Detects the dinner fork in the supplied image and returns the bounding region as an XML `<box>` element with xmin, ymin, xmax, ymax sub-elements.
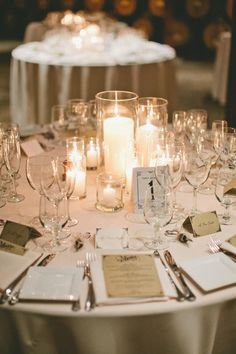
<box><xmin>84</xmin><ymin>252</ymin><xmax>97</xmax><ymax>312</ymax></box>
<box><xmin>71</xmin><ymin>260</ymin><xmax>84</xmax><ymax>311</ymax></box>
<box><xmin>208</xmin><ymin>237</ymin><xmax>236</xmax><ymax>262</ymax></box>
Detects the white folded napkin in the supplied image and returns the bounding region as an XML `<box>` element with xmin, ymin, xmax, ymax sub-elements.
<box><xmin>90</xmin><ymin>252</ymin><xmax>176</xmax><ymax>306</ymax></box>
<box><xmin>221</xmin><ymin>241</ymin><xmax>236</xmax><ymax>255</ymax></box>
<box><xmin>0</xmin><ymin>250</ymin><xmax>42</xmax><ymax>291</ymax></box>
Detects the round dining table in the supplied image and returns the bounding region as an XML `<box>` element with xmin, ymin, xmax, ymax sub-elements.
<box><xmin>10</xmin><ymin>24</ymin><xmax>176</xmax><ymax>128</ymax></box>
<box><xmin>0</xmin><ymin>148</ymin><xmax>236</xmax><ymax>354</ymax></box>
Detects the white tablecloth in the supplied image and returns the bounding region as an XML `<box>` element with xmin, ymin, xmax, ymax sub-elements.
<box><xmin>0</xmin><ymin>153</ymin><xmax>236</xmax><ymax>354</ymax></box>
<box><xmin>10</xmin><ymin>38</ymin><xmax>176</xmax><ymax>127</ymax></box>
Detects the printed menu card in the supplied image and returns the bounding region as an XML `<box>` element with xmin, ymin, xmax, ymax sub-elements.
<box><xmin>102</xmin><ymin>254</ymin><xmax>164</xmax><ymax>298</ymax></box>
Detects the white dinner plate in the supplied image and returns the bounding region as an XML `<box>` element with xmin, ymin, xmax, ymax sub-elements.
<box><xmin>19</xmin><ymin>267</ymin><xmax>83</xmax><ymax>301</ymax></box>
<box><xmin>179</xmin><ymin>253</ymin><xmax>236</xmax><ymax>292</ymax></box>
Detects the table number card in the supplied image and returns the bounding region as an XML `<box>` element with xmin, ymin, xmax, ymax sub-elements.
<box><xmin>102</xmin><ymin>254</ymin><xmax>163</xmax><ymax>298</ymax></box>
<box><xmin>183</xmin><ymin>211</ymin><xmax>221</xmax><ymax>237</ymax></box>
<box><xmin>132</xmin><ymin>167</ymin><xmax>156</xmax><ymax>213</ymax></box>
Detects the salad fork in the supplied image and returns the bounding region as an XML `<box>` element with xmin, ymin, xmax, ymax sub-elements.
<box><xmin>72</xmin><ymin>260</ymin><xmax>85</xmax><ymax>311</ymax></box>
<box><xmin>208</xmin><ymin>237</ymin><xmax>236</xmax><ymax>262</ymax></box>
<box><xmin>84</xmin><ymin>252</ymin><xmax>97</xmax><ymax>312</ymax></box>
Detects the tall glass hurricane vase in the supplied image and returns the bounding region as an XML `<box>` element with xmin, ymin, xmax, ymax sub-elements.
<box><xmin>96</xmin><ymin>90</ymin><xmax>138</xmax><ymax>179</ymax></box>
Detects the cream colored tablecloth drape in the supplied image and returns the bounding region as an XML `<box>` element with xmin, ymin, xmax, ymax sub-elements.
<box><xmin>11</xmin><ymin>24</ymin><xmax>177</xmax><ymax>128</ymax></box>
<box><xmin>0</xmin><ymin>155</ymin><xmax>236</xmax><ymax>354</ymax></box>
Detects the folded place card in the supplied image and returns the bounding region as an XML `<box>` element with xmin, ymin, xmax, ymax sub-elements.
<box><xmin>0</xmin><ymin>239</ymin><xmax>25</xmax><ymax>256</ymax></box>
<box><xmin>223</xmin><ymin>177</ymin><xmax>236</xmax><ymax>195</ymax></box>
<box><xmin>0</xmin><ymin>221</ymin><xmax>42</xmax><ymax>254</ymax></box>
<box><xmin>102</xmin><ymin>254</ymin><xmax>164</xmax><ymax>298</ymax></box>
<box><xmin>183</xmin><ymin>211</ymin><xmax>221</xmax><ymax>237</ymax></box>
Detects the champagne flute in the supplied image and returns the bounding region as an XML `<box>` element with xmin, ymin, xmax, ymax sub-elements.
<box><xmin>3</xmin><ymin>130</ymin><xmax>24</xmax><ymax>203</ymax></box>
<box><xmin>39</xmin><ymin>194</ymin><xmax>69</xmax><ymax>252</ymax></box>
<box><xmin>26</xmin><ymin>154</ymin><xmax>53</xmax><ymax>226</ymax></box>
<box><xmin>143</xmin><ymin>180</ymin><xmax>173</xmax><ymax>250</ymax></box>
<box><xmin>66</xmin><ymin>99</ymin><xmax>88</xmax><ymax>136</ymax></box>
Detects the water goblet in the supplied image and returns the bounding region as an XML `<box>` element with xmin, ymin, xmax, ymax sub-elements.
<box><xmin>184</xmin><ymin>144</ymin><xmax>211</xmax><ymax>215</ymax></box>
<box><xmin>143</xmin><ymin>180</ymin><xmax>173</xmax><ymax>250</ymax></box>
<box><xmin>51</xmin><ymin>104</ymin><xmax>69</xmax><ymax>145</ymax></box>
<box><xmin>39</xmin><ymin>195</ymin><xmax>69</xmax><ymax>253</ymax></box>
<box><xmin>215</xmin><ymin>166</ymin><xmax>236</xmax><ymax>225</ymax></box>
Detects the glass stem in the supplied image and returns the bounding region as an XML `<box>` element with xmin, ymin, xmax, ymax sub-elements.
<box><xmin>11</xmin><ymin>174</ymin><xmax>17</xmax><ymax>196</ymax></box>
<box><xmin>153</xmin><ymin>223</ymin><xmax>162</xmax><ymax>244</ymax></box>
<box><xmin>193</xmin><ymin>187</ymin><xmax>198</xmax><ymax>213</ymax></box>
<box><xmin>223</xmin><ymin>204</ymin><xmax>230</xmax><ymax>223</ymax></box>
<box><xmin>67</xmin><ymin>197</ymin><xmax>72</xmax><ymax>221</ymax></box>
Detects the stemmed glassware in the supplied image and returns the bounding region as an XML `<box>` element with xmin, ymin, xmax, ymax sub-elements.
<box><xmin>51</xmin><ymin>104</ymin><xmax>69</xmax><ymax>145</ymax></box>
<box><xmin>215</xmin><ymin>166</ymin><xmax>236</xmax><ymax>225</ymax></box>
<box><xmin>143</xmin><ymin>180</ymin><xmax>173</xmax><ymax>250</ymax></box>
<box><xmin>40</xmin><ymin>153</ymin><xmax>75</xmax><ymax>242</ymax></box>
<box><xmin>185</xmin><ymin>109</ymin><xmax>208</xmax><ymax>144</ymax></box>
<box><xmin>184</xmin><ymin>143</ymin><xmax>212</xmax><ymax>215</ymax></box>
<box><xmin>172</xmin><ymin>110</ymin><xmax>187</xmax><ymax>142</ymax></box>
<box><xmin>39</xmin><ymin>195</ymin><xmax>69</xmax><ymax>252</ymax></box>
<box><xmin>26</xmin><ymin>154</ymin><xmax>53</xmax><ymax>226</ymax></box>
<box><xmin>66</xmin><ymin>99</ymin><xmax>88</xmax><ymax>136</ymax></box>
<box><xmin>3</xmin><ymin>128</ymin><xmax>24</xmax><ymax>203</ymax></box>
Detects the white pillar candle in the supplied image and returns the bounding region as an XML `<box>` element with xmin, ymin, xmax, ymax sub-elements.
<box><xmin>87</xmin><ymin>148</ymin><xmax>98</xmax><ymax>169</ymax></box>
<box><xmin>136</xmin><ymin>122</ymin><xmax>159</xmax><ymax>166</ymax></box>
<box><xmin>72</xmin><ymin>170</ymin><xmax>86</xmax><ymax>198</ymax></box>
<box><xmin>67</xmin><ymin>151</ymin><xmax>87</xmax><ymax>199</ymax></box>
<box><xmin>103</xmin><ymin>184</ymin><xmax>116</xmax><ymax>207</ymax></box>
<box><xmin>103</xmin><ymin>116</ymin><xmax>134</xmax><ymax>177</ymax></box>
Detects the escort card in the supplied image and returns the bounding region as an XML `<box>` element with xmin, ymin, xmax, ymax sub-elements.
<box><xmin>0</xmin><ymin>239</ymin><xmax>25</xmax><ymax>255</ymax></box>
<box><xmin>223</xmin><ymin>177</ymin><xmax>236</xmax><ymax>195</ymax></box>
<box><xmin>0</xmin><ymin>221</ymin><xmax>41</xmax><ymax>248</ymax></box>
<box><xmin>21</xmin><ymin>139</ymin><xmax>44</xmax><ymax>157</ymax></box>
<box><xmin>102</xmin><ymin>254</ymin><xmax>163</xmax><ymax>298</ymax></box>
<box><xmin>183</xmin><ymin>211</ymin><xmax>221</xmax><ymax>237</ymax></box>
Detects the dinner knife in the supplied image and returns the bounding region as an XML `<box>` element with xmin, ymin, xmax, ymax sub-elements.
<box><xmin>0</xmin><ymin>253</ymin><xmax>43</xmax><ymax>304</ymax></box>
<box><xmin>164</xmin><ymin>250</ymin><xmax>196</xmax><ymax>301</ymax></box>
<box><xmin>8</xmin><ymin>253</ymin><xmax>55</xmax><ymax>305</ymax></box>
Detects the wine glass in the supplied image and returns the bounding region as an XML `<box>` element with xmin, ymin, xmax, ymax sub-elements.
<box><xmin>143</xmin><ymin>180</ymin><xmax>173</xmax><ymax>250</ymax></box>
<box><xmin>66</xmin><ymin>99</ymin><xmax>88</xmax><ymax>136</ymax></box>
<box><xmin>215</xmin><ymin>166</ymin><xmax>236</xmax><ymax>225</ymax></box>
<box><xmin>172</xmin><ymin>110</ymin><xmax>187</xmax><ymax>142</ymax></box>
<box><xmin>39</xmin><ymin>194</ymin><xmax>69</xmax><ymax>252</ymax></box>
<box><xmin>185</xmin><ymin>109</ymin><xmax>208</xmax><ymax>144</ymax></box>
<box><xmin>40</xmin><ymin>154</ymin><xmax>75</xmax><ymax>237</ymax></box>
<box><xmin>3</xmin><ymin>129</ymin><xmax>24</xmax><ymax>203</ymax></box>
<box><xmin>51</xmin><ymin>104</ymin><xmax>68</xmax><ymax>145</ymax></box>
<box><xmin>26</xmin><ymin>154</ymin><xmax>53</xmax><ymax>226</ymax></box>
<box><xmin>184</xmin><ymin>143</ymin><xmax>211</xmax><ymax>215</ymax></box>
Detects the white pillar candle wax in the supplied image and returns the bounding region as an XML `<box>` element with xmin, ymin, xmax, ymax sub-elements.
<box><xmin>72</xmin><ymin>170</ymin><xmax>86</xmax><ymax>198</ymax></box>
<box><xmin>136</xmin><ymin>122</ymin><xmax>159</xmax><ymax>166</ymax></box>
<box><xmin>103</xmin><ymin>184</ymin><xmax>116</xmax><ymax>207</ymax></box>
<box><xmin>87</xmin><ymin>147</ymin><xmax>98</xmax><ymax>169</ymax></box>
<box><xmin>103</xmin><ymin>116</ymin><xmax>134</xmax><ymax>177</ymax></box>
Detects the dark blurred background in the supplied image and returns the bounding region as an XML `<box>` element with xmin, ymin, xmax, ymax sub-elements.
<box><xmin>0</xmin><ymin>0</ymin><xmax>232</xmax><ymax>60</ymax></box>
